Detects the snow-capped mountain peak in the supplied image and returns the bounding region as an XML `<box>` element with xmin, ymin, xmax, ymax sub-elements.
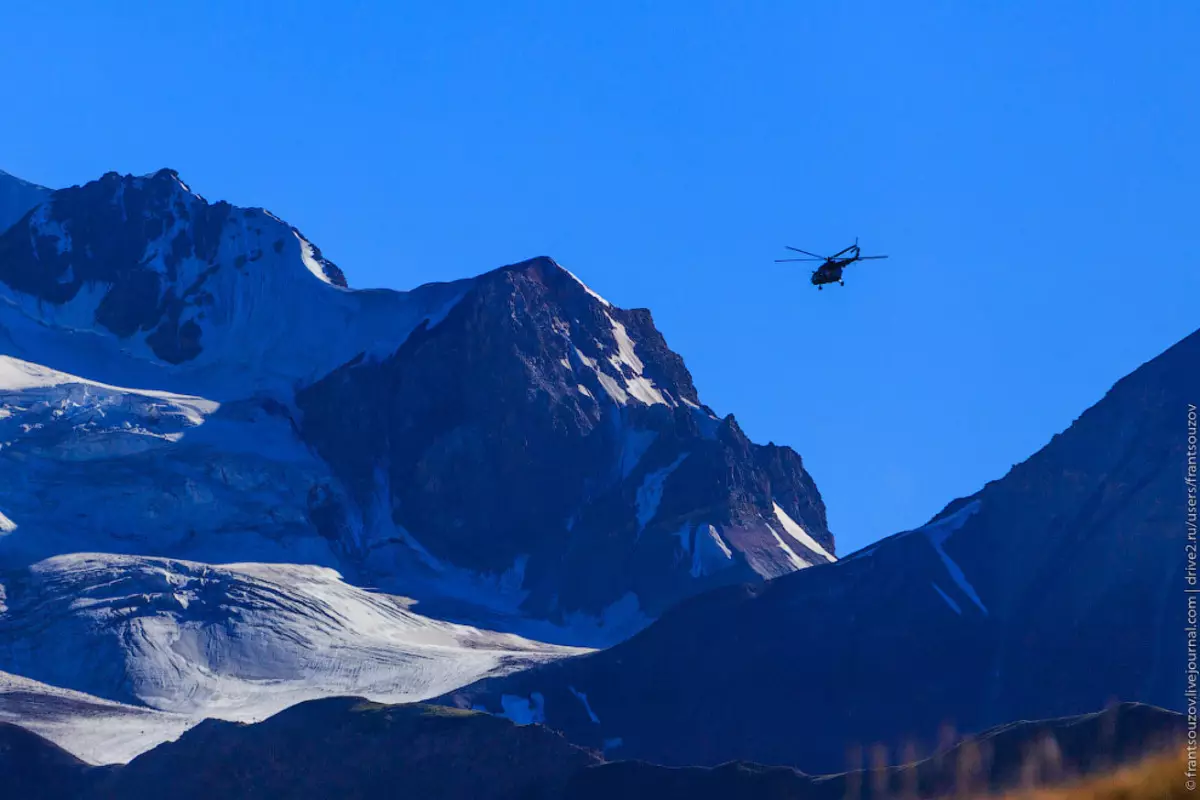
<box><xmin>0</xmin><ymin>169</ymin><xmax>469</xmax><ymax>398</ymax></box>
<box><xmin>0</xmin><ymin>166</ymin><xmax>833</xmax><ymax>650</ymax></box>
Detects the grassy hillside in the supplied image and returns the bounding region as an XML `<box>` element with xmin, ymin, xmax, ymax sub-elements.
<box><xmin>992</xmin><ymin>745</ymin><xmax>1189</xmax><ymax>800</ymax></box>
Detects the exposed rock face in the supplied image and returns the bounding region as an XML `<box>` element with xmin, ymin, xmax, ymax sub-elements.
<box><xmin>297</xmin><ymin>256</ymin><xmax>832</xmax><ymax>621</ymax></box>
<box><xmin>442</xmin><ymin>328</ymin><xmax>1195</xmax><ymax>770</ymax></box>
<box><xmin>0</xmin><ymin>169</ymin><xmax>832</xmax><ymax>642</ymax></box>
<box><xmin>0</xmin><ymin>170</ymin><xmax>344</xmax><ymax>366</ymax></box>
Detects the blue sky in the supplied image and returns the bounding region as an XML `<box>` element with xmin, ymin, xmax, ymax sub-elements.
<box><xmin>2</xmin><ymin>2</ymin><xmax>1196</xmax><ymax>554</ymax></box>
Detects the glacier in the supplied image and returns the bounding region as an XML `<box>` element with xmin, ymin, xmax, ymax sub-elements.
<box><xmin>0</xmin><ymin>553</ymin><xmax>585</xmax><ymax>763</ymax></box>
<box><xmin>0</xmin><ymin>166</ymin><xmax>838</xmax><ymax>763</ymax></box>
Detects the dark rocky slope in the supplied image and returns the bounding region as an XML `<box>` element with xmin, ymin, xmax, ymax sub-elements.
<box><xmin>2</xmin><ymin>701</ymin><xmax>1179</xmax><ymax>800</ymax></box>
<box><xmin>0</xmin><ymin>721</ymin><xmax>108</xmax><ymax>800</ymax></box>
<box><xmin>296</xmin><ymin>256</ymin><xmax>833</xmax><ymax>621</ymax></box>
<box><xmin>564</xmin><ymin>703</ymin><xmax>1183</xmax><ymax>800</ymax></box>
<box><xmin>88</xmin><ymin>700</ymin><xmax>598</xmax><ymax>800</ymax></box>
<box><xmin>442</xmin><ymin>327</ymin><xmax>1195</xmax><ymax>769</ymax></box>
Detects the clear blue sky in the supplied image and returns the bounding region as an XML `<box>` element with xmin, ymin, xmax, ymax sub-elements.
<box><xmin>2</xmin><ymin>2</ymin><xmax>1197</xmax><ymax>554</ymax></box>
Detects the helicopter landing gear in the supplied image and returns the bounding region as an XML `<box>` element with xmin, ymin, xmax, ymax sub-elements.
<box><xmin>839</xmin><ymin>280</ymin><xmax>844</xmax><ymax>286</ymax></box>
<box><xmin>818</xmin><ymin>285</ymin><xmax>823</xmax><ymax>290</ymax></box>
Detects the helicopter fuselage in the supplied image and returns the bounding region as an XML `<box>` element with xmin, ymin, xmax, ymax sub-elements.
<box><xmin>811</xmin><ymin>259</ymin><xmax>851</xmax><ymax>285</ymax></box>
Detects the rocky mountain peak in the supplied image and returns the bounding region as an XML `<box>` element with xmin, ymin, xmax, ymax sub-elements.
<box><xmin>296</xmin><ymin>253</ymin><xmax>832</xmax><ymax>631</ymax></box>
<box><xmin>0</xmin><ymin>168</ymin><xmax>350</xmax><ymax>368</ymax></box>
<box><xmin>0</xmin><ymin>167</ymin><xmax>834</xmax><ymax>650</ymax></box>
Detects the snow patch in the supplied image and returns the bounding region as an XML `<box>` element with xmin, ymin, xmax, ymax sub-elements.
<box><xmin>499</xmin><ymin>692</ymin><xmax>546</xmax><ymax>725</ymax></box>
<box><xmin>922</xmin><ymin>500</ymin><xmax>983</xmax><ymax>546</ymax></box>
<box><xmin>685</xmin><ymin>402</ymin><xmax>721</xmax><ymax>439</ymax></box>
<box><xmin>294</xmin><ymin>231</ymin><xmax>336</xmax><ymax>286</ymax></box>
<box><xmin>555</xmin><ymin>592</ymin><xmax>653</xmax><ymax>648</ymax></box>
<box><xmin>931</xmin><ymin>582</ymin><xmax>963</xmax><ymax>615</ymax></box>
<box><xmin>673</xmin><ymin>520</ymin><xmax>737</xmax><ymax>578</ymax></box>
<box><xmin>605</xmin><ymin>314</ymin><xmax>668</xmax><ymax>406</ymax></box>
<box><xmin>574</xmin><ymin>347</ymin><xmax>628</xmax><ymax>405</ymax></box>
<box><xmin>0</xmin><ymin>356</ymin><xmax>220</xmax><ymax>466</ymax></box>
<box><xmin>568</xmin><ymin>314</ymin><xmax>673</xmax><ymax>409</ymax></box>
<box><xmin>0</xmin><ymin>356</ymin><xmax>218</xmax><ymax>419</ymax></box>
<box><xmin>619</xmin><ymin>428</ymin><xmax>658</xmax><ymax>479</ymax></box>
<box><xmin>568</xmin><ymin>686</ymin><xmax>600</xmax><ymax>724</ymax></box>
<box><xmin>675</xmin><ymin>523</ymin><xmax>693</xmax><ymax>553</ymax></box>
<box><xmin>922</xmin><ymin>500</ymin><xmax>988</xmax><ymax>615</ymax></box>
<box><xmin>561</xmin><ymin>266</ymin><xmax>611</xmax><ymax>307</ymax></box>
<box><xmin>690</xmin><ymin>524</ymin><xmax>734</xmax><ymax>578</ymax></box>
<box><xmin>772</xmin><ymin>503</ymin><xmax>836</xmax><ymax>562</ymax></box>
<box><xmin>765</xmin><ymin>523</ymin><xmax>811</xmax><ymax>571</ymax></box>
<box><xmin>594</xmin><ymin>372</ymin><xmax>629</xmax><ymax>405</ymax></box>
<box><xmin>636</xmin><ymin>454</ymin><xmax>687</xmax><ymax>535</ymax></box>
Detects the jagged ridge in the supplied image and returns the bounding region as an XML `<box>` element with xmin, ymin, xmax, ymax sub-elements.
<box><xmin>0</xmin><ymin>168</ymin><xmax>832</xmax><ymax>649</ymax></box>
<box><xmin>440</xmin><ymin>326</ymin><xmax>1195</xmax><ymax>770</ymax></box>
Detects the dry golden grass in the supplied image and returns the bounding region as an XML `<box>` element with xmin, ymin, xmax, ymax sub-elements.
<box><xmin>993</xmin><ymin>745</ymin><xmax>1190</xmax><ymax>800</ymax></box>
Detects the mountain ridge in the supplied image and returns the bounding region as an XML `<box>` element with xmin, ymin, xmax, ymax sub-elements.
<box><xmin>0</xmin><ymin>700</ymin><xmax>1181</xmax><ymax>799</ymax></box>
<box><xmin>0</xmin><ymin>163</ymin><xmax>1183</xmax><ymax>787</ymax></box>
<box><xmin>440</xmin><ymin>323</ymin><xmax>1192</xmax><ymax>770</ymax></box>
<box><xmin>0</xmin><ymin>167</ymin><xmax>837</xmax><ymax>753</ymax></box>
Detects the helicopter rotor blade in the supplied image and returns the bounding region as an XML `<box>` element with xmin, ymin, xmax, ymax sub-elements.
<box><xmin>775</xmin><ymin>258</ymin><xmax>823</xmax><ymax>262</ymax></box>
<box><xmin>784</xmin><ymin>246</ymin><xmax>829</xmax><ymax>259</ymax></box>
<box><xmin>855</xmin><ymin>255</ymin><xmax>889</xmax><ymax>260</ymax></box>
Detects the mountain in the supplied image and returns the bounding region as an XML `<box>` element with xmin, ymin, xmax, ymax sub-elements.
<box><xmin>0</xmin><ymin>554</ymin><xmax>580</xmax><ymax>763</ymax></box>
<box><xmin>0</xmin><ymin>168</ymin><xmax>833</xmax><ymax>635</ymax></box>
<box><xmin>0</xmin><ymin>668</ymin><xmax>199</xmax><ymax>766</ymax></box>
<box><xmin>564</xmin><ymin>703</ymin><xmax>1184</xmax><ymax>800</ymax></box>
<box><xmin>442</xmin><ymin>327</ymin><xmax>1194</xmax><ymax>771</ymax></box>
<box><xmin>0</xmin><ymin>721</ymin><xmax>104</xmax><ymax>800</ymax></box>
<box><xmin>0</xmin><ymin>167</ymin><xmax>834</xmax><ymax>756</ymax></box>
<box><xmin>0</xmin><ymin>162</ymin><xmax>1182</xmax><ymax>791</ymax></box>
<box><xmin>0</xmin><ymin>169</ymin><xmax>51</xmax><ymax>234</ymax></box>
<box><xmin>0</xmin><ymin>698</ymin><xmax>600</xmax><ymax>800</ymax></box>
<box><xmin>2</xmin><ymin>701</ymin><xmax>1180</xmax><ymax>800</ymax></box>
<box><xmin>91</xmin><ymin>699</ymin><xmax>600</xmax><ymax>800</ymax></box>
<box><xmin>293</xmin><ymin>255</ymin><xmax>833</xmax><ymax>627</ymax></box>
<box><xmin>0</xmin><ymin>169</ymin><xmax>461</xmax><ymax>394</ymax></box>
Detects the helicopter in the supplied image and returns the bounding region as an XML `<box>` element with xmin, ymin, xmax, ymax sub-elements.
<box><xmin>775</xmin><ymin>238</ymin><xmax>888</xmax><ymax>289</ymax></box>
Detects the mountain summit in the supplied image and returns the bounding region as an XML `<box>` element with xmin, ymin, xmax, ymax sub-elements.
<box><xmin>0</xmin><ymin>169</ymin><xmax>453</xmax><ymax>393</ymax></box>
<box><xmin>0</xmin><ymin>169</ymin><xmax>833</xmax><ymax>657</ymax></box>
<box><xmin>297</xmin><ymin>254</ymin><xmax>834</xmax><ymax>625</ymax></box>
